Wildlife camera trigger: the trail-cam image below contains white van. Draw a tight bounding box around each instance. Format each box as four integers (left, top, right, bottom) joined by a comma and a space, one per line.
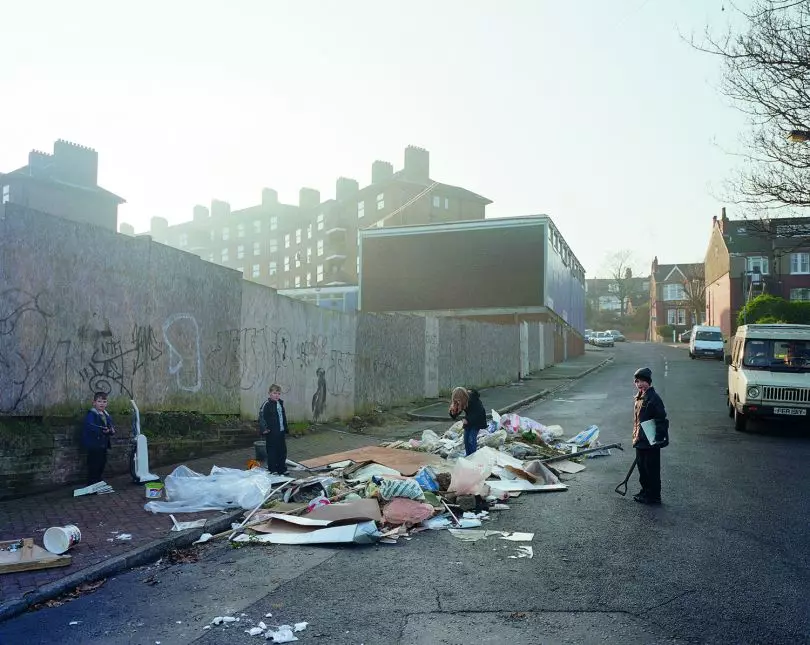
726, 324, 810, 431
689, 325, 724, 360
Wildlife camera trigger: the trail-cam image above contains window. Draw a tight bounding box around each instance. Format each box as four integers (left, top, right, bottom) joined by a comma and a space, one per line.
270, 216, 278, 231
375, 220, 384, 228
791, 288, 810, 301
237, 245, 245, 259
269, 238, 278, 253
433, 195, 441, 208
284, 256, 290, 272
295, 251, 302, 268
307, 247, 312, 263
178, 233, 188, 248
253, 220, 261, 234
746, 256, 769, 275
607, 283, 618, 293
221, 248, 229, 263
317, 240, 324, 256
222, 227, 230, 241
317, 264, 324, 282
253, 242, 261, 256
667, 308, 686, 325
237, 223, 245, 238
306, 272, 312, 287
252, 264, 260, 278
1, 185, 10, 204
444, 197, 449, 209
376, 193, 385, 210
307, 223, 313, 239
284, 234, 291, 249
296, 229, 302, 244
269, 261, 277, 275
317, 213, 325, 230
295, 276, 301, 288
663, 283, 685, 301
790, 253, 810, 275
358, 201, 365, 219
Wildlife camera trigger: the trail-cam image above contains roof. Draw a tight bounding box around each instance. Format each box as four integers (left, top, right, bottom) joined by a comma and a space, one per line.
722, 216, 810, 253
653, 262, 704, 282
383, 172, 492, 205
739, 324, 810, 340
4, 167, 126, 204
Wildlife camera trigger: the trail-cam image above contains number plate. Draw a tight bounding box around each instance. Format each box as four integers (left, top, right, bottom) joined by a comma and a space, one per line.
774, 407, 807, 416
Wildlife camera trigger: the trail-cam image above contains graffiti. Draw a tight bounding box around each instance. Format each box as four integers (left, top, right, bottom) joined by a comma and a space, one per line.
312, 367, 327, 421
296, 335, 328, 370
0, 289, 70, 413
163, 313, 202, 392
325, 350, 354, 397
207, 328, 251, 391
271, 328, 294, 390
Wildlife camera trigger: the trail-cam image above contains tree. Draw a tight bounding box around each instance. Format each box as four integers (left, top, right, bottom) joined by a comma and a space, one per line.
603, 250, 640, 317
681, 265, 707, 325
697, 1, 810, 216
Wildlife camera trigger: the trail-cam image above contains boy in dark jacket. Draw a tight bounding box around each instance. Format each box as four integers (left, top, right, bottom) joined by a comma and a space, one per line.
632, 367, 669, 504
449, 387, 487, 456
82, 392, 116, 485
259, 384, 289, 475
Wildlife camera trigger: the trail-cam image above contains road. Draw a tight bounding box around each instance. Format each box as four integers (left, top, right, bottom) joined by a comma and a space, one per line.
2, 342, 810, 645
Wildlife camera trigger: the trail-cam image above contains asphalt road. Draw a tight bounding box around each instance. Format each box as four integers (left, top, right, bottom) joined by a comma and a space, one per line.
3, 342, 810, 645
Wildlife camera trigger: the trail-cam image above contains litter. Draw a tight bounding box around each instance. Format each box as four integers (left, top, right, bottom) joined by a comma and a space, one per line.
211, 616, 238, 625
237, 515, 379, 545
508, 545, 534, 559
115, 533, 133, 541
73, 481, 114, 496
246, 627, 264, 636
266, 625, 298, 642
383, 499, 435, 525
170, 516, 208, 531
193, 533, 213, 544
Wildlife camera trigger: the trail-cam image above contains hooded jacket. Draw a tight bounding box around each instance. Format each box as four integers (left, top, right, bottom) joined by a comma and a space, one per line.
633, 386, 669, 449
450, 389, 487, 430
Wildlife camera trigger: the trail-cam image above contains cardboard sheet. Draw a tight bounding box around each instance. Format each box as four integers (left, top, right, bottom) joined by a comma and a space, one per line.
234, 520, 378, 545
487, 480, 568, 493
301, 447, 447, 476
307, 499, 383, 523
547, 459, 586, 474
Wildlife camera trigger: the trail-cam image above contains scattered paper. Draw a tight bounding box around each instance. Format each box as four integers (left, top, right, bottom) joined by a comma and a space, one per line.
170, 516, 208, 531
69, 621, 80, 626
265, 625, 298, 642
246, 627, 264, 636
448, 529, 534, 542
115, 533, 133, 541
508, 545, 534, 559
499, 532, 534, 542
193, 533, 213, 544
212, 616, 238, 625
293, 622, 308, 632
265, 613, 273, 618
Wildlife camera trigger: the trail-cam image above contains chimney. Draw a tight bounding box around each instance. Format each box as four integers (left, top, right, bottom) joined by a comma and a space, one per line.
119, 222, 135, 236
652, 256, 658, 274
210, 199, 231, 218
150, 216, 169, 242
371, 161, 394, 185
193, 205, 210, 222
720, 207, 729, 233
262, 188, 278, 206
28, 150, 53, 176
403, 145, 429, 183
52, 139, 99, 187
336, 177, 359, 201
299, 187, 320, 210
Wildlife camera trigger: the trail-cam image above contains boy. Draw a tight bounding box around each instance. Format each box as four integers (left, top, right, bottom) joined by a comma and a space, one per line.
632, 367, 669, 504
82, 392, 116, 485
259, 384, 289, 475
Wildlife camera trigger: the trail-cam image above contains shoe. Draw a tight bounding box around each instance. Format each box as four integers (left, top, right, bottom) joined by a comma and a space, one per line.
633, 491, 646, 502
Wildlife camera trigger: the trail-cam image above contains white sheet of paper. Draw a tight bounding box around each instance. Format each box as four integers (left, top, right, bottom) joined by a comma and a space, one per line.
640, 419, 657, 445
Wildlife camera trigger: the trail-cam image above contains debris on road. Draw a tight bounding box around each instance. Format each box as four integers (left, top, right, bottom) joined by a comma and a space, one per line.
0, 537, 72, 573
73, 481, 114, 496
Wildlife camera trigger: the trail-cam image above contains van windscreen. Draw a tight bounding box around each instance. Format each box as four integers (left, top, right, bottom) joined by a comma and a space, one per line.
743, 339, 810, 370
695, 331, 722, 341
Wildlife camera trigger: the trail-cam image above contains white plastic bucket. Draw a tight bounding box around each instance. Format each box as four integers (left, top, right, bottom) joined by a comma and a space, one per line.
43, 524, 82, 554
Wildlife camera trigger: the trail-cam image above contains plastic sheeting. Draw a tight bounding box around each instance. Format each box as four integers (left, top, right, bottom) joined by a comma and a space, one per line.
144, 465, 291, 514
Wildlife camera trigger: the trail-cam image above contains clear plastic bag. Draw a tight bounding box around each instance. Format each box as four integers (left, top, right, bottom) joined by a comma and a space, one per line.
448, 454, 494, 495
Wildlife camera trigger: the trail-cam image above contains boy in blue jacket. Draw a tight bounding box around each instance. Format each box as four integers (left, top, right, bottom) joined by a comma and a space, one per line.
82, 392, 116, 485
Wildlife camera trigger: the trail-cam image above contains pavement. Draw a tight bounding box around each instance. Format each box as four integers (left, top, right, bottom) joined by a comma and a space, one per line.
0, 348, 612, 623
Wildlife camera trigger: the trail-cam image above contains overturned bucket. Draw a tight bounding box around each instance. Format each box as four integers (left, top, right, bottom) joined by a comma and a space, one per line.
44, 524, 82, 554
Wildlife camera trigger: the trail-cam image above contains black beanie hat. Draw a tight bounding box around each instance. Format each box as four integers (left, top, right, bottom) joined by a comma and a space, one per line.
634, 367, 652, 384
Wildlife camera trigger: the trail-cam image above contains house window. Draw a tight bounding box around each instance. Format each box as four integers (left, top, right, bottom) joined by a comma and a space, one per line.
791, 288, 810, 301
433, 195, 441, 208
295, 276, 301, 288
222, 227, 230, 241
1, 185, 10, 204
790, 253, 810, 275
178, 233, 188, 248
268, 261, 277, 275
317, 213, 325, 230
317, 264, 324, 282
253, 242, 261, 256
317, 240, 324, 256
237, 245, 245, 259
663, 283, 685, 301
237, 223, 245, 238
270, 216, 278, 231
221, 248, 229, 263
306, 272, 312, 287
296, 229, 302, 244
252, 264, 260, 278
358, 201, 365, 219
376, 193, 385, 210
444, 197, 449, 209
307, 247, 312, 263
667, 308, 686, 325
253, 220, 261, 234
307, 223, 313, 239
269, 238, 278, 253
295, 251, 302, 268
746, 256, 769, 275
284, 256, 290, 272
284, 234, 291, 249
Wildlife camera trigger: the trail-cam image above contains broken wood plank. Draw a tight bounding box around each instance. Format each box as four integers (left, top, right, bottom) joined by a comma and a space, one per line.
0, 538, 72, 574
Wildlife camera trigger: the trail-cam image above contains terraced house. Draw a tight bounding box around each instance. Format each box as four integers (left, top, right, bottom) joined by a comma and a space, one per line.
649, 258, 705, 342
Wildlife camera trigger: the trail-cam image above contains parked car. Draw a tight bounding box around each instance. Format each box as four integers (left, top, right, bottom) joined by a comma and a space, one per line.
606, 329, 626, 342
679, 329, 692, 343
584, 329, 594, 342
690, 325, 724, 359
592, 331, 615, 348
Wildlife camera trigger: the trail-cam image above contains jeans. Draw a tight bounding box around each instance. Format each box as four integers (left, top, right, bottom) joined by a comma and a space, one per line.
265, 431, 288, 474
463, 427, 478, 456
87, 448, 108, 485
636, 447, 661, 499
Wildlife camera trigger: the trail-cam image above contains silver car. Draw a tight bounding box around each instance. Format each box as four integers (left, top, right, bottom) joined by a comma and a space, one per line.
593, 331, 615, 348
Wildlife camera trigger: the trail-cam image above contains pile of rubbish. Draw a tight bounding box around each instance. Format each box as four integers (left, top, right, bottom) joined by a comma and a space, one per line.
143, 413, 620, 549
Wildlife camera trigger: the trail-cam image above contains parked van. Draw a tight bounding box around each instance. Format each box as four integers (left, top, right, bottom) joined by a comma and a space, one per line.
689, 325, 724, 360
726, 324, 810, 431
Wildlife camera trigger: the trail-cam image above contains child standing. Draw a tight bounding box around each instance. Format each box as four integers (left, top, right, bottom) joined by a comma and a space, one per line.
259, 384, 289, 475
449, 387, 487, 456
82, 392, 116, 485
632, 367, 669, 504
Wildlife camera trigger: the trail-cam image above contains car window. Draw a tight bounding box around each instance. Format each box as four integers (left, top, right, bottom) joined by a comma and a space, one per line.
743, 338, 810, 369
695, 331, 722, 341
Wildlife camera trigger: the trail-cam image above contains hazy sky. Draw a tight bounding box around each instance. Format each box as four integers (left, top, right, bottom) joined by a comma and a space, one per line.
0, 0, 745, 276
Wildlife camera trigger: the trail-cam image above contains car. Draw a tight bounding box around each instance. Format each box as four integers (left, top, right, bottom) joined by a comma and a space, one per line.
679, 329, 692, 343
690, 325, 724, 359
584, 329, 594, 342
606, 329, 625, 342
592, 331, 615, 348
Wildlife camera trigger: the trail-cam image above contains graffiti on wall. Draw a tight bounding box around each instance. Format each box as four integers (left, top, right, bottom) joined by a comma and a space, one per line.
162, 313, 202, 393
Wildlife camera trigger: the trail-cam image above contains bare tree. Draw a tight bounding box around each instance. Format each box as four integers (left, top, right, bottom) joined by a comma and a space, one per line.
604, 250, 639, 317
696, 1, 810, 216
681, 265, 707, 325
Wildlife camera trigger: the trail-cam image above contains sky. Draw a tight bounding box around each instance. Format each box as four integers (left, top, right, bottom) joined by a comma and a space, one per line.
0, 0, 747, 277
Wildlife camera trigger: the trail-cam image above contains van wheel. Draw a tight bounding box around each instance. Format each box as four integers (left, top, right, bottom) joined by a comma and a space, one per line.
727, 398, 734, 418
690, 353, 695, 359
734, 406, 748, 432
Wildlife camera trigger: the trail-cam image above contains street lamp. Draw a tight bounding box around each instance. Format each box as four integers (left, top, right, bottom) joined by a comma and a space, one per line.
787, 129, 810, 143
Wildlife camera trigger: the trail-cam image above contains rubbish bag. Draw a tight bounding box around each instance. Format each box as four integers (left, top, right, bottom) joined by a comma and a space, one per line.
567, 425, 599, 447
421, 429, 441, 452
414, 466, 439, 491
480, 428, 507, 448
383, 498, 435, 525
448, 456, 493, 495
378, 478, 425, 501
